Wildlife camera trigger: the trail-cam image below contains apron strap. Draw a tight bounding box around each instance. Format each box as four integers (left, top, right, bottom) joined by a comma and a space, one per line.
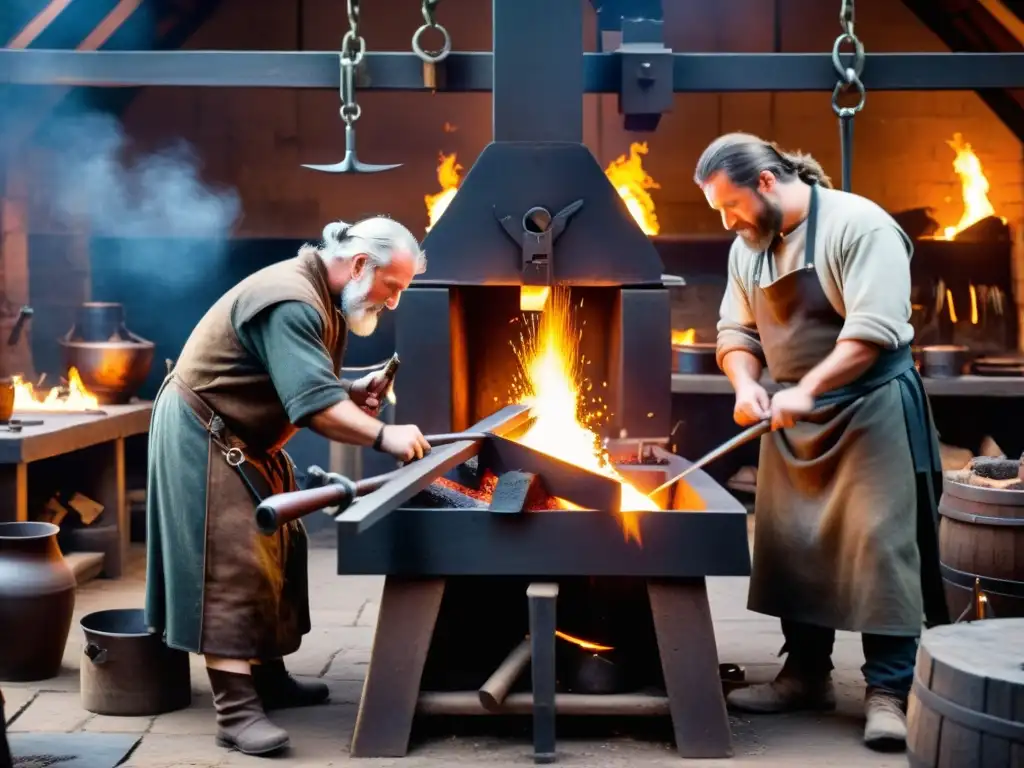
752, 184, 819, 286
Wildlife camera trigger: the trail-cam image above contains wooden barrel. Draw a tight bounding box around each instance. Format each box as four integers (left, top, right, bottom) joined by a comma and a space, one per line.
937, 478, 1024, 620
907, 619, 1024, 767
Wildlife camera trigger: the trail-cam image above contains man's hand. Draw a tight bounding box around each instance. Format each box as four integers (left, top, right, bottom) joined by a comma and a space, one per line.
769, 384, 815, 430
380, 424, 432, 462
348, 369, 391, 415
733, 381, 770, 426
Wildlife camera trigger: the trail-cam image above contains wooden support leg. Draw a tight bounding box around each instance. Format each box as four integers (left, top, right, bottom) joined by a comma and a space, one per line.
77, 437, 127, 578
350, 576, 446, 758
647, 578, 733, 759
0, 463, 28, 523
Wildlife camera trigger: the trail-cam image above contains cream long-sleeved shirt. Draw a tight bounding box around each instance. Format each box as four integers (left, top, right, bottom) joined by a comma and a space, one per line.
716, 186, 915, 370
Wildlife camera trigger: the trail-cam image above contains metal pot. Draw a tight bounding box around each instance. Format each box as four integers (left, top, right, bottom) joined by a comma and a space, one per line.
69, 302, 130, 342
80, 608, 191, 716
673, 343, 720, 375
919, 345, 969, 378
58, 339, 155, 404
0, 522, 77, 682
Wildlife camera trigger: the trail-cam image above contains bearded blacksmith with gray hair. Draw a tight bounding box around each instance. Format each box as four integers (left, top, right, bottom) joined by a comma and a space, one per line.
694, 133, 949, 753
144, 216, 431, 756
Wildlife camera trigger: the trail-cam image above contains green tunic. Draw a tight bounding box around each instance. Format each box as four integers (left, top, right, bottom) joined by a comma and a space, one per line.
145, 249, 349, 658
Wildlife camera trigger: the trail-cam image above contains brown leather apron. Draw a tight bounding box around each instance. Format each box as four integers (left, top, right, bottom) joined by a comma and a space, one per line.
747, 184, 947, 634
161, 373, 311, 659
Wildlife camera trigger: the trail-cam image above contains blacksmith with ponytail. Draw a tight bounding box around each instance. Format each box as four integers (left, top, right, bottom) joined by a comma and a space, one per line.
696, 132, 946, 753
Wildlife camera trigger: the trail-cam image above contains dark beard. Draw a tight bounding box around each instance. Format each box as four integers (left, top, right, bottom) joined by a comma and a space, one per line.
737, 192, 783, 252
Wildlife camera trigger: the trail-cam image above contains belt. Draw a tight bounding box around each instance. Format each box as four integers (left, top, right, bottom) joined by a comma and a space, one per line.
166, 376, 274, 503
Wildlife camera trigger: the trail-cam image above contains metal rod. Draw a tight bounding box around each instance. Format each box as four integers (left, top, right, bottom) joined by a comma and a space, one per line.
478, 638, 532, 711
839, 114, 855, 192
527, 583, 558, 764
418, 691, 671, 716
648, 420, 772, 499
5, 50, 1024, 92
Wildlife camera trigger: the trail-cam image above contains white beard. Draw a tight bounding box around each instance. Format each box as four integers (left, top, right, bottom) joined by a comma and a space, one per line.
341, 267, 385, 337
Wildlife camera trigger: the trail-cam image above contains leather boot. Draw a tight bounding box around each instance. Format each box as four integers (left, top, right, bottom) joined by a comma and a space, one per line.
208, 668, 290, 756
726, 672, 836, 714
863, 687, 907, 752
252, 659, 330, 710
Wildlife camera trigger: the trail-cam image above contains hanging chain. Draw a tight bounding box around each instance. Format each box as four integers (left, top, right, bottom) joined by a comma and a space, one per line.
831, 0, 866, 118
412, 0, 452, 63
339, 0, 365, 125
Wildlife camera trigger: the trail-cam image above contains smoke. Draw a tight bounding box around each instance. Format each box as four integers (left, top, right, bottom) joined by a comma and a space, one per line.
22, 106, 241, 287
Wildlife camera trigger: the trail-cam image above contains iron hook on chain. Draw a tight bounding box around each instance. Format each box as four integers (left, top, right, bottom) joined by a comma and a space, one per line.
830, 0, 865, 193
301, 0, 402, 174
412, 0, 451, 89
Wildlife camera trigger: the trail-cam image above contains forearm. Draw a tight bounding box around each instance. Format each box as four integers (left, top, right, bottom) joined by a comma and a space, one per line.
307, 399, 385, 446
721, 350, 763, 391
799, 339, 880, 397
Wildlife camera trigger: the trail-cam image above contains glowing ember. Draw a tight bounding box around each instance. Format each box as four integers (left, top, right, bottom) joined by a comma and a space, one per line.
941, 133, 1004, 240
603, 142, 660, 235
555, 630, 613, 652
424, 142, 661, 235
424, 152, 463, 232
509, 288, 658, 546
12, 367, 99, 411
672, 328, 696, 346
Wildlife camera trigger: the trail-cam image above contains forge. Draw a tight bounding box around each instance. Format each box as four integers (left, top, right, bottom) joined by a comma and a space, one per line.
319, 0, 751, 761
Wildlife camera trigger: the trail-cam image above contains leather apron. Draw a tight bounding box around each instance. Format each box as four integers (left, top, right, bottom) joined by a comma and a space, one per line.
747, 184, 948, 635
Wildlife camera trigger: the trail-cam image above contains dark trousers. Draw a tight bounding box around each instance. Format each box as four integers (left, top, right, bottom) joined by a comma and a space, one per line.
0, 690, 12, 768
781, 620, 919, 697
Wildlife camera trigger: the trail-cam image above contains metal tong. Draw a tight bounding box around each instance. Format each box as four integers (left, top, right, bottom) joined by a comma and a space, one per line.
254, 431, 490, 534
648, 419, 772, 498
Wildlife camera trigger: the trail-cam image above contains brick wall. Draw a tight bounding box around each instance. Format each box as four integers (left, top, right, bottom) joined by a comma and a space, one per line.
12, 0, 1024, 348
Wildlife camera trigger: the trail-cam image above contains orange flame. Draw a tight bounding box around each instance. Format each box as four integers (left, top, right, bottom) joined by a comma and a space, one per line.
555, 630, 613, 652
509, 288, 657, 545
11, 367, 99, 411
424, 143, 660, 235
672, 328, 696, 346
942, 133, 1004, 240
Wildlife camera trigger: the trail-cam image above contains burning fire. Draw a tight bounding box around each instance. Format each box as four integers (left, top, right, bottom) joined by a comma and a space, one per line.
672, 328, 696, 346
555, 630, 613, 652
941, 133, 1004, 240
11, 367, 99, 411
424, 142, 660, 235
509, 288, 658, 546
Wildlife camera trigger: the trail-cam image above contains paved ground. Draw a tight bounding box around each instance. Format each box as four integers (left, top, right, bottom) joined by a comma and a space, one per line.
3, 537, 909, 768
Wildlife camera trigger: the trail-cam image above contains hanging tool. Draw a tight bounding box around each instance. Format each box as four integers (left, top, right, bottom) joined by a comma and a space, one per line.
302, 0, 402, 173
413, 0, 451, 90
831, 0, 865, 192
647, 420, 772, 499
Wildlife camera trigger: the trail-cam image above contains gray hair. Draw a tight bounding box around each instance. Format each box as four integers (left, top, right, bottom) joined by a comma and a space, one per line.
316, 216, 427, 274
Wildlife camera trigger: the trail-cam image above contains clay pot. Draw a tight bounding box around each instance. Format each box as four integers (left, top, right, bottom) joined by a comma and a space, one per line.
0, 522, 77, 681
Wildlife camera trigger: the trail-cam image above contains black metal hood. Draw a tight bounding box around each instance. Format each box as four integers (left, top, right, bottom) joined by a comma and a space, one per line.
418, 0, 665, 287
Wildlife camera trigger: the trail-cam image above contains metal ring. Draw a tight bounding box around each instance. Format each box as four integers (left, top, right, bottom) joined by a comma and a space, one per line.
225, 447, 245, 467
831, 32, 864, 79
831, 76, 865, 117
341, 31, 366, 65
412, 23, 452, 63
340, 102, 362, 123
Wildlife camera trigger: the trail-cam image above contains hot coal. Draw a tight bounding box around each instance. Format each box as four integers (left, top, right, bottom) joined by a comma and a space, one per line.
415, 481, 487, 509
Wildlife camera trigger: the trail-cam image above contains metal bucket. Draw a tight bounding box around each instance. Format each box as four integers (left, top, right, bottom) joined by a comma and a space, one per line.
79, 608, 191, 716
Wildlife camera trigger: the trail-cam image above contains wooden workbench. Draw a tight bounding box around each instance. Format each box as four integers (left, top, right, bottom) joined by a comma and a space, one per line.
0, 402, 152, 579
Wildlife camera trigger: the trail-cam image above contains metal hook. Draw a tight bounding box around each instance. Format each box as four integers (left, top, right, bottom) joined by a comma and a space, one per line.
301, 53, 402, 174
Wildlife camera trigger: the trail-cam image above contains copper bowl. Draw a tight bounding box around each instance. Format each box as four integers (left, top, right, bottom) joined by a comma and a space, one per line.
58, 340, 155, 404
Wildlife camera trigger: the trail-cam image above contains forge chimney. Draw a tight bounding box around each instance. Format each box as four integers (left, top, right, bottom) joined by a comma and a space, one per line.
392, 0, 672, 442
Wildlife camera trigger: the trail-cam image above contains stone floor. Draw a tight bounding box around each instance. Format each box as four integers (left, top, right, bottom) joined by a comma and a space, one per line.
3, 541, 909, 768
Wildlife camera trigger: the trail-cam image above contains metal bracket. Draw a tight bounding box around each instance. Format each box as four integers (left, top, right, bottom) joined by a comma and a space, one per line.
614, 19, 673, 132
494, 200, 583, 285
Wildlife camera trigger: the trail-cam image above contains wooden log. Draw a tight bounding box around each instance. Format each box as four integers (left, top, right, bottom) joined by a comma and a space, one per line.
478, 638, 531, 710
906, 618, 1024, 767
418, 691, 671, 717
938, 478, 1024, 620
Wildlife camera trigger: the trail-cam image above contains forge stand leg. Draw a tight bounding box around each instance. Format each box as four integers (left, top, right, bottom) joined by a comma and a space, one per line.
527, 582, 558, 764
647, 578, 733, 759
350, 576, 446, 758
